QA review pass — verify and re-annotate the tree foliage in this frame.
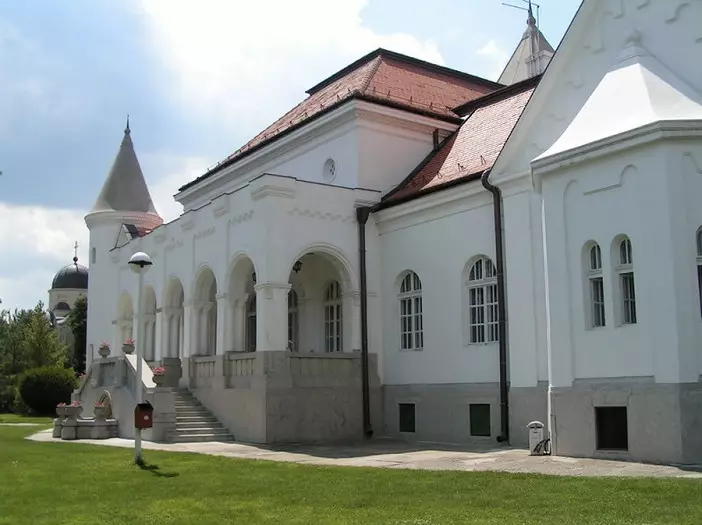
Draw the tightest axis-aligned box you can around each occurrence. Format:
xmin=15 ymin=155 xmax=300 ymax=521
xmin=67 ymin=296 xmax=87 ymax=374
xmin=0 ymin=302 xmax=71 ymax=413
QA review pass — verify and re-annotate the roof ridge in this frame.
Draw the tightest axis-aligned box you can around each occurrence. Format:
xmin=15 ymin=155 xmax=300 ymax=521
xmin=359 ymin=55 xmax=384 ymax=95
xmin=454 ymin=74 xmax=541 ymax=116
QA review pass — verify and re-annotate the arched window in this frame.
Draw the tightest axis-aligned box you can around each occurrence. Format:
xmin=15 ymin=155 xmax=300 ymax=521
xmin=697 ymin=229 xmax=702 ymax=316
xmin=466 ymin=257 xmax=498 ymax=344
xmin=246 ymin=294 xmax=256 ymax=352
xmin=288 ymin=289 xmax=299 ymax=352
xmin=324 ymin=281 xmax=342 ymax=353
xmin=587 ymin=243 xmax=606 ymax=328
xmin=398 ymin=271 xmax=423 ymax=351
xmin=91 ymin=247 xmax=96 ymax=264
xmin=616 ymin=238 xmax=636 ymax=325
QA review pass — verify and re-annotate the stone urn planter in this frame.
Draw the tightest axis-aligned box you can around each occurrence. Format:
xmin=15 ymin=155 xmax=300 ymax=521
xmin=122 ymin=339 xmax=135 ymax=355
xmin=152 ymin=366 xmax=166 ymax=387
xmin=94 ymin=405 xmax=108 ymax=420
xmin=65 ymin=404 xmax=83 ymax=420
xmin=53 ymin=405 xmax=67 ymax=438
xmin=98 ymin=343 xmax=111 ymax=358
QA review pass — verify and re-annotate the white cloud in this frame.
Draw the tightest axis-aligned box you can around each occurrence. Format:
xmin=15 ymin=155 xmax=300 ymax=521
xmin=138 ymin=0 xmax=444 ymax=134
xmin=476 ymin=38 xmax=511 ymax=81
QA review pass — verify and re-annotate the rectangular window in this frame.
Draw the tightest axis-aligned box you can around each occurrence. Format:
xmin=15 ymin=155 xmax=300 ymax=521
xmin=470 ymin=404 xmax=491 ymax=437
xmin=287 ymin=310 xmax=298 ymax=352
xmin=590 ymin=277 xmax=605 ymax=327
xmin=399 ymin=403 xmax=415 ymax=433
xmin=325 ymin=304 xmax=342 ymax=352
xmin=620 ymin=272 xmax=636 ymax=324
xmin=400 ymin=297 xmax=413 ymax=350
xmin=595 ymin=406 xmax=628 ymax=451
xmin=698 ymin=264 xmax=702 ymax=317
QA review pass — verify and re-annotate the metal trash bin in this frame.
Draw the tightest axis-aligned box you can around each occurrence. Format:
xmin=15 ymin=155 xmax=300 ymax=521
xmin=527 ymin=421 xmax=546 ymax=455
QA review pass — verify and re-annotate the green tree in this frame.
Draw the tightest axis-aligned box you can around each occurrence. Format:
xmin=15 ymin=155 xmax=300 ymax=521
xmin=67 ymin=296 xmax=87 ymax=374
xmin=22 ymin=303 xmax=68 ymax=369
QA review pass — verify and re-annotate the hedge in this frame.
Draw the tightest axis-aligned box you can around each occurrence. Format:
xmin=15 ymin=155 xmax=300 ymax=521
xmin=18 ymin=367 xmax=77 ymax=415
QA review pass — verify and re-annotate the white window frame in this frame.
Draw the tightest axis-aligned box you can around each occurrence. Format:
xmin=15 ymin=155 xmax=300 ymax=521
xmin=587 ymin=243 xmax=606 ymax=328
xmin=398 ymin=271 xmax=423 ymax=351
xmin=616 ymin=238 xmax=637 ymax=325
xmin=324 ymin=281 xmax=342 ymax=353
xmin=696 ymin=229 xmax=702 ymax=317
xmin=466 ymin=257 xmax=499 ymax=344
xmin=288 ymin=289 xmax=299 ymax=352
xmin=246 ymin=294 xmax=256 ymax=352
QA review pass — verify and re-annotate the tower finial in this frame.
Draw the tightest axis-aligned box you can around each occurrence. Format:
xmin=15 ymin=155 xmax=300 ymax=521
xmin=125 ymin=114 xmax=131 ymax=135
xmin=527 ymin=0 xmax=536 ymax=26
xmin=73 ymin=241 xmax=79 ymax=263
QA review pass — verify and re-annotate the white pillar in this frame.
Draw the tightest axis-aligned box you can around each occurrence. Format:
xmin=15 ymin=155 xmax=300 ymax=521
xmin=255 ymin=282 xmax=291 ymax=352
xmin=216 ymin=293 xmax=228 ymax=354
xmin=343 ymin=291 xmax=361 ymax=352
xmin=232 ymin=295 xmax=248 ymax=352
xmin=154 ymin=310 xmax=164 ymax=361
xmin=183 ymin=301 xmax=193 ymax=358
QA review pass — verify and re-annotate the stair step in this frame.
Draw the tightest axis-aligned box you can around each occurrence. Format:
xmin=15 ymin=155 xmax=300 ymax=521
xmin=176 ymin=409 xmax=211 ymax=415
xmin=170 ymin=434 xmax=236 ymax=443
xmin=176 ymin=421 xmax=223 ymax=429
xmin=175 ymin=426 xmax=228 ymax=434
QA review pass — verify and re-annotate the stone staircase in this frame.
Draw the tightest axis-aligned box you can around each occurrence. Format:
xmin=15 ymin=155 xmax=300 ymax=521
xmin=168 ymin=388 xmax=235 ymax=443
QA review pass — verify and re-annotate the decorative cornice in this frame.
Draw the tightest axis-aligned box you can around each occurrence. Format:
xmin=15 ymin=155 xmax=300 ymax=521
xmin=181 ymin=217 xmax=195 ymax=232
xmin=532 ymin=120 xmax=702 ymax=176
xmin=228 ymin=210 xmax=254 ymax=226
xmin=250 ymin=181 xmax=297 ymax=201
xmin=153 ymin=229 xmax=167 ymax=244
xmin=287 ymin=207 xmax=354 ymax=223
xmin=110 ymin=253 xmax=120 ymax=264
xmin=165 ymin=239 xmax=184 ymax=253
xmin=194 ymin=226 xmax=216 ymax=240
xmin=213 ymin=197 xmax=231 ymax=218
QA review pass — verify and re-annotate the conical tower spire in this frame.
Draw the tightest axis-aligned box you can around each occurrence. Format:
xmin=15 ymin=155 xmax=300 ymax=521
xmin=498 ymin=1 xmax=554 ymax=85
xmin=90 ymin=120 xmax=160 ymax=217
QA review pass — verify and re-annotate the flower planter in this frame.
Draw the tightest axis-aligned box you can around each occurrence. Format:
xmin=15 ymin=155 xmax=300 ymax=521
xmin=65 ymin=406 xmax=83 ymax=420
xmin=153 ymin=375 xmax=166 ymax=387
xmin=94 ymin=406 xmax=108 ymax=420
xmin=98 ymin=345 xmax=111 ymax=358
xmin=53 ymin=406 xmax=67 ymax=438
xmin=122 ymin=344 xmax=135 ymax=355
xmin=55 ymin=406 xmax=67 ymax=419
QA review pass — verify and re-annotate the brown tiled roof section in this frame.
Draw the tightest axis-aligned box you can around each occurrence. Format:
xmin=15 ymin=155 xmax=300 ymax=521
xmin=387 ymin=85 xmax=535 ymax=201
xmin=219 ymin=52 xmax=497 ymax=166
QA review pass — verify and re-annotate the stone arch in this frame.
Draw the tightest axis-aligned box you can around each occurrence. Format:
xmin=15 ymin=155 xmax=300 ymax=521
xmin=163 ymin=277 xmax=185 ymax=358
xmin=286 ymin=246 xmax=356 ymax=354
xmin=287 ymin=243 xmax=357 ymax=292
xmin=193 ymin=266 xmax=218 ymax=356
xmin=227 ymin=252 xmax=258 ymax=353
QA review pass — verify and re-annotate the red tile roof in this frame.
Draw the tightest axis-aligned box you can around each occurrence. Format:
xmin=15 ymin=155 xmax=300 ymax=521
xmin=179 ymin=49 xmax=502 ymax=192
xmin=383 ymin=76 xmax=539 ymax=203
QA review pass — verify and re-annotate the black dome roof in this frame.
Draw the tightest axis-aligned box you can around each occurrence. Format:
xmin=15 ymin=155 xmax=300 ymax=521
xmin=52 ymin=257 xmax=89 ymax=290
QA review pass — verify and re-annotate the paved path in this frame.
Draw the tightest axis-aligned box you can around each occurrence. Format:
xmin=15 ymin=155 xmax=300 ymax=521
xmin=27 ymin=429 xmax=702 ymax=478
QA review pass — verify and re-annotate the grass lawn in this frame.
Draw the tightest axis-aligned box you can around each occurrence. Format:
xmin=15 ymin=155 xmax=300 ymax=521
xmin=0 ymin=419 xmax=701 ymax=524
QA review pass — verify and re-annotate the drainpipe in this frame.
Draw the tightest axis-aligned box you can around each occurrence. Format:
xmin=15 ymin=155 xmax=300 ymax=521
xmin=481 ymin=169 xmax=510 ymax=444
xmin=356 ymin=206 xmax=373 ymax=438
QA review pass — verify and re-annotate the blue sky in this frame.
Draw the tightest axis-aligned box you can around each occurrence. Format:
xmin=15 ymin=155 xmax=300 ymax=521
xmin=0 ymin=0 xmax=581 ymax=310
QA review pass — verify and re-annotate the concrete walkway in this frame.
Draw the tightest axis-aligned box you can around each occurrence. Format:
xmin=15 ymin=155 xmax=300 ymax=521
xmin=27 ymin=428 xmax=702 ymax=478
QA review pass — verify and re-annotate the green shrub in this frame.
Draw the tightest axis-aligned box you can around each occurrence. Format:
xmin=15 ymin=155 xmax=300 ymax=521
xmin=18 ymin=367 xmax=77 ymax=415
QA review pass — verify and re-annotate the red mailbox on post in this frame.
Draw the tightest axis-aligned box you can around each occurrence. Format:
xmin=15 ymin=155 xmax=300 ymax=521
xmin=134 ymin=401 xmax=153 ymax=429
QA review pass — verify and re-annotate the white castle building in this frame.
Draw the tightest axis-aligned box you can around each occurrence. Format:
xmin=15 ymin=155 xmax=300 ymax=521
xmin=82 ymin=0 xmax=702 ymax=464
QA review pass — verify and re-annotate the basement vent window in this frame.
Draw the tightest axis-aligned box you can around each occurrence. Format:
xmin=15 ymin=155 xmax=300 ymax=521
xmin=595 ymin=406 xmax=628 ymax=451
xmin=470 ymin=404 xmax=491 ymax=437
xmin=322 ymin=158 xmax=337 ymax=182
xmin=399 ymin=403 xmax=416 ymax=433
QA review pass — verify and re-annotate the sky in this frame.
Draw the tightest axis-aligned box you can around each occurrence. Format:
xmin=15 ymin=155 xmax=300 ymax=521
xmin=0 ymin=0 xmax=581 ymax=311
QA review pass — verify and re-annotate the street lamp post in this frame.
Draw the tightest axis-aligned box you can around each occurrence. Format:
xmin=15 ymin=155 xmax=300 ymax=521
xmin=128 ymin=251 xmax=153 ymax=465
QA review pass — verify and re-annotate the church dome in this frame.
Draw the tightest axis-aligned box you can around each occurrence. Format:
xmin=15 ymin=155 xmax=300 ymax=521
xmin=52 ymin=257 xmax=89 ymax=290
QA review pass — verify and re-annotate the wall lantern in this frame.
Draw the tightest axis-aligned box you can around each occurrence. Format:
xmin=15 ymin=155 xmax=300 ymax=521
xmin=293 ymin=260 xmax=303 ymax=273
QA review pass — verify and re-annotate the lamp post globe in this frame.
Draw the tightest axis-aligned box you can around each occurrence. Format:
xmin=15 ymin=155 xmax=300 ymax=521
xmin=128 ymin=252 xmax=153 ymax=274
